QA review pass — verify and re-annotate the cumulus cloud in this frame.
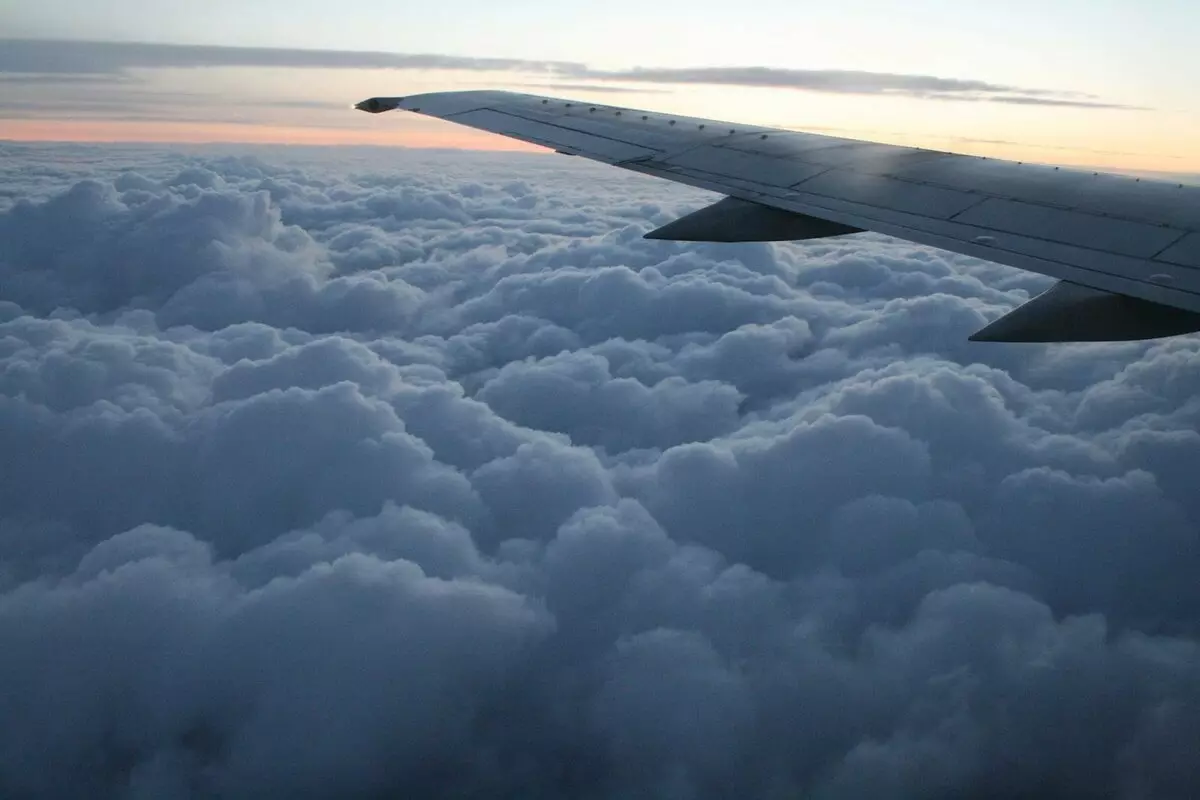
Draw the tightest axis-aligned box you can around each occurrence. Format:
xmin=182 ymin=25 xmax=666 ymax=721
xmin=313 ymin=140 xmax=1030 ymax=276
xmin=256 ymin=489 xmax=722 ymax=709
xmin=2 ymin=142 xmax=1200 ymax=798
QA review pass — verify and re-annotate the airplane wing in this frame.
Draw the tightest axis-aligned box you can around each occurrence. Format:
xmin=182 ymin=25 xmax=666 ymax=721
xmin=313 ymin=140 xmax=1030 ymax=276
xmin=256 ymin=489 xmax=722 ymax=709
xmin=356 ymin=90 xmax=1200 ymax=342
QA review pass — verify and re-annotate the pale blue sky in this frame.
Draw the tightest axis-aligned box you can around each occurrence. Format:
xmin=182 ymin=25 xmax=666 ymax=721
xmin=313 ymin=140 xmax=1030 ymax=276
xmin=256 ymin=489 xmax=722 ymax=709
xmin=3 ymin=0 xmax=1197 ymax=169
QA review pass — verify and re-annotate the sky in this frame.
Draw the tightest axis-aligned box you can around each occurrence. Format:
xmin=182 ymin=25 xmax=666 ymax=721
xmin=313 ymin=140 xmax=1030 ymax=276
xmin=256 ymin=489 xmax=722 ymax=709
xmin=4 ymin=140 xmax=1200 ymax=797
xmin=3 ymin=0 xmax=1200 ymax=171
xmin=4 ymin=4 xmax=1200 ymax=796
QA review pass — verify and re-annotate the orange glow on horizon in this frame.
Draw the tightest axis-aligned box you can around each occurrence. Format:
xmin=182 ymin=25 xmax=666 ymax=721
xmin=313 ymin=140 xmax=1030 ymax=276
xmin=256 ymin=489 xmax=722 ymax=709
xmin=0 ymin=118 xmax=548 ymax=152
xmin=1 ymin=116 xmax=1195 ymax=176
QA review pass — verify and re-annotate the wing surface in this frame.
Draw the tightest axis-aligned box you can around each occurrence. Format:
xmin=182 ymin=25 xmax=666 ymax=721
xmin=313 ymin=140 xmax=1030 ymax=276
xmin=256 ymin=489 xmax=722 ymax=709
xmin=356 ymin=91 xmax=1200 ymax=325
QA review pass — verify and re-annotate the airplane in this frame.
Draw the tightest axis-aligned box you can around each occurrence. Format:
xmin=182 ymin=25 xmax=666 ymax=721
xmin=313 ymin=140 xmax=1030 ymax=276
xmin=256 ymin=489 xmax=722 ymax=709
xmin=356 ymin=91 xmax=1200 ymax=342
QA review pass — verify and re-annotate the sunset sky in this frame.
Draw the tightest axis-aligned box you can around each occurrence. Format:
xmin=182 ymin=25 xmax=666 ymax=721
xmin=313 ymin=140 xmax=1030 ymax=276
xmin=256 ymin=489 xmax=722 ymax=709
xmin=3 ymin=0 xmax=1199 ymax=173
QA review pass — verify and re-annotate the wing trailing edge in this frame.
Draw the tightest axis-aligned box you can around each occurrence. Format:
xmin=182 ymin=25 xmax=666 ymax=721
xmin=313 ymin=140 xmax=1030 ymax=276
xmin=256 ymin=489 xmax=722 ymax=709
xmin=644 ymin=196 xmax=864 ymax=242
xmin=970 ymin=281 xmax=1200 ymax=342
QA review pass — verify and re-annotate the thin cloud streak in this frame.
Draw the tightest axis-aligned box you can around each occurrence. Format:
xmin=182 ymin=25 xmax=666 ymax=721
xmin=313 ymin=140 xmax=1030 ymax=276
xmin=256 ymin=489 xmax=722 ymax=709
xmin=983 ymin=95 xmax=1146 ymax=110
xmin=0 ymin=90 xmax=357 ymax=127
xmin=518 ymin=83 xmax=675 ymax=95
xmin=0 ymin=38 xmax=1135 ymax=108
xmin=0 ymin=38 xmax=582 ymax=76
xmin=588 ymin=66 xmax=1143 ymax=109
xmin=0 ymin=72 xmax=139 ymax=85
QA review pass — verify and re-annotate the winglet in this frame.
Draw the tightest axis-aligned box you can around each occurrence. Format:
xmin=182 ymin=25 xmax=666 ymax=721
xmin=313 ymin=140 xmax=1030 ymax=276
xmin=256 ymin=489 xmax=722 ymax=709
xmin=355 ymin=97 xmax=403 ymax=114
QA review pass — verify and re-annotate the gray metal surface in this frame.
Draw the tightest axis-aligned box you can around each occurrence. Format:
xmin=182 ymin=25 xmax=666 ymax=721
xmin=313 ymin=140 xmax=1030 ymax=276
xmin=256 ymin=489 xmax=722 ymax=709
xmin=969 ymin=281 xmax=1200 ymax=342
xmin=644 ymin=196 xmax=864 ymax=242
xmin=357 ymin=90 xmax=1200 ymax=317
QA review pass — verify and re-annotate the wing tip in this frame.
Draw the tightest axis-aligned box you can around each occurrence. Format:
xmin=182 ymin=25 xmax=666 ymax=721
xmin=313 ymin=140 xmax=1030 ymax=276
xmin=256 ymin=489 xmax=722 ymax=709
xmin=355 ymin=97 xmax=403 ymax=114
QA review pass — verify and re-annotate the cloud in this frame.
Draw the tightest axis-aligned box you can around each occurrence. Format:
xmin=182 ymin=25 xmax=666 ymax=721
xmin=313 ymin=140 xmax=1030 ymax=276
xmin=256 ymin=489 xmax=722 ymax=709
xmin=947 ymin=135 xmax=1170 ymax=158
xmin=0 ymin=38 xmax=583 ymax=76
xmin=0 ymin=38 xmax=1133 ymax=110
xmin=982 ymin=95 xmax=1144 ymax=110
xmin=585 ymin=66 xmax=1141 ymax=108
xmin=518 ymin=83 xmax=675 ymax=95
xmin=0 ymin=72 xmax=138 ymax=85
xmin=2 ymin=143 xmax=1200 ymax=797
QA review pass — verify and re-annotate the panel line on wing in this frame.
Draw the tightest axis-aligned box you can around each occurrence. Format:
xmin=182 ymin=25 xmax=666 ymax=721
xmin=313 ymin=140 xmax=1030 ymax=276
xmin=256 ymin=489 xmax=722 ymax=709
xmin=444 ymin=108 xmax=665 ymax=152
xmin=1148 ymin=231 xmax=1192 ymax=261
xmin=946 ymin=196 xmax=993 ymax=221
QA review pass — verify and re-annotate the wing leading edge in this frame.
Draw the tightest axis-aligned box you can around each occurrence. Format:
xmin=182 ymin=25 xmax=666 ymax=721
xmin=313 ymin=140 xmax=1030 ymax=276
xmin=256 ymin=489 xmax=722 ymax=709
xmin=356 ymin=90 xmax=1200 ymax=342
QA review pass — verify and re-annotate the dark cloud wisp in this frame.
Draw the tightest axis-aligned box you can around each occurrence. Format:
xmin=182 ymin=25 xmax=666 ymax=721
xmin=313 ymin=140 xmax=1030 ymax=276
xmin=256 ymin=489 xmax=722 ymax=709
xmin=0 ymin=38 xmax=584 ymax=76
xmin=0 ymin=38 xmax=1136 ymax=109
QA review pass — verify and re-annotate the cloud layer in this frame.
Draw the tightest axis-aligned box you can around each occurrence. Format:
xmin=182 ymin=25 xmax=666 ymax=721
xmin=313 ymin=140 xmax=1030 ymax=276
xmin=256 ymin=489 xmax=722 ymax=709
xmin=0 ymin=38 xmax=1133 ymax=109
xmin=2 ymin=142 xmax=1200 ymax=798
xmin=584 ymin=66 xmax=1139 ymax=108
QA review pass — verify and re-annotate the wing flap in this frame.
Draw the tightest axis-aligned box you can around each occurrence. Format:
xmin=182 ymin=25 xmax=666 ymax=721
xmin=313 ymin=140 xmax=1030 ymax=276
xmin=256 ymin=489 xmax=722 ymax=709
xmin=953 ymin=198 xmax=1186 ymax=259
xmin=447 ymin=109 xmax=659 ymax=163
xmin=664 ymin=147 xmax=828 ymax=188
xmin=886 ymin=158 xmax=1200 ymax=228
xmin=795 ymin=170 xmax=983 ymax=219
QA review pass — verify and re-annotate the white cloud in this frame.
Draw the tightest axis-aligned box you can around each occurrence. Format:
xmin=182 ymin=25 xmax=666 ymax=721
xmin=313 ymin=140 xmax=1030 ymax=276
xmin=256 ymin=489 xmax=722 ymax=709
xmin=2 ymin=143 xmax=1200 ymax=797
